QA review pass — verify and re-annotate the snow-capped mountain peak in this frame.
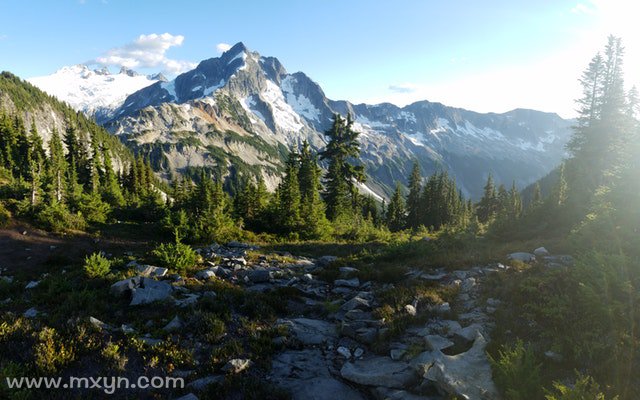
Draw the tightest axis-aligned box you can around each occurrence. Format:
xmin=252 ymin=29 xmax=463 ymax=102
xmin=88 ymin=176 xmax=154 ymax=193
xmin=28 ymin=65 xmax=160 ymax=122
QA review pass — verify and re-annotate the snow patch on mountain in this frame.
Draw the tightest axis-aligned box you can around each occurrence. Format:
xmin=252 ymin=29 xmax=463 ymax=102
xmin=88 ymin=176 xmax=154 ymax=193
xmin=29 ymin=65 xmax=157 ymax=117
xmin=161 ymin=80 xmax=177 ymax=101
xmin=261 ymin=80 xmax=304 ymax=132
xmin=281 ymin=76 xmax=321 ymax=122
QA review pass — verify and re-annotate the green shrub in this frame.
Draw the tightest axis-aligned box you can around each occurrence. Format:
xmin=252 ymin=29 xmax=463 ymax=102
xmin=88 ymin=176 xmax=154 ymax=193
xmin=83 ymin=252 xmax=111 ymax=278
xmin=33 ymin=327 xmax=76 ymax=374
xmin=78 ymin=193 xmax=111 ymax=224
xmin=0 ymin=202 xmax=10 ymax=227
xmin=35 ymin=202 xmax=86 ymax=232
xmin=152 ymin=235 xmax=199 ymax=274
xmin=545 ymin=374 xmax=616 ymax=400
xmin=101 ymin=342 xmax=128 ymax=372
xmin=489 ymin=339 xmax=543 ymax=400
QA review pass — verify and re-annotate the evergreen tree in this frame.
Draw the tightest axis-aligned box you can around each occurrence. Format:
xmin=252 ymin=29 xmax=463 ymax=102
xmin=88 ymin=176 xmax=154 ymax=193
xmin=274 ymin=149 xmax=302 ymax=234
xmin=46 ymin=129 xmax=67 ymax=203
xmin=100 ymin=144 xmax=124 ymax=206
xmin=297 ymin=142 xmax=330 ymax=239
xmin=530 ymin=182 xmax=542 ymax=209
xmin=386 ymin=183 xmax=406 ymax=231
xmin=406 ymin=161 xmax=422 ymax=230
xmin=320 ymin=114 xmax=365 ymax=220
xmin=552 ymin=162 xmax=568 ymax=207
xmin=477 ymin=174 xmax=498 ymax=223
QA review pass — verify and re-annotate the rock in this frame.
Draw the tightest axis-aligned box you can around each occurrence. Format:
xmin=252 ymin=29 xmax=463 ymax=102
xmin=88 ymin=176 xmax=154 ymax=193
xmin=420 ymin=271 xmax=447 ymax=281
xmin=425 ymin=335 xmax=454 ymax=351
xmin=301 ymin=273 xmax=313 ymax=283
xmin=271 ymin=349 xmax=366 ymax=400
xmin=89 ymin=316 xmax=110 ymax=331
xmin=227 ymin=241 xmax=253 ymax=249
xmin=202 ymin=291 xmax=217 ymax=299
xmin=340 ymin=296 xmax=371 ymax=312
xmin=136 ymin=264 xmax=168 ymax=278
xmin=0 ymin=276 xmax=13 ymax=284
xmin=121 ymin=324 xmax=135 ymax=334
xmin=335 ymin=278 xmax=360 ymax=288
xmin=139 ymin=336 xmax=162 ymax=346
xmin=25 ymin=280 xmax=40 ymax=289
xmin=222 ymin=358 xmax=253 ymax=374
xmin=454 ymin=323 xmax=485 ymax=344
xmin=23 ymin=307 xmax=38 ymax=318
xmin=404 ymin=304 xmax=417 ymax=316
xmin=431 ymin=302 xmax=451 ymax=314
xmin=110 ymin=276 xmax=141 ymax=297
xmin=175 ymin=394 xmax=199 ymax=400
xmin=163 ymin=316 xmax=183 ymax=332
xmin=340 ymin=357 xmax=417 ymax=389
xmin=277 ymin=318 xmax=337 ymax=345
xmin=195 ymin=268 xmax=217 ymax=280
xmin=544 ymin=350 xmax=563 ymax=362
xmin=175 ymin=293 xmax=200 ymax=307
xmin=187 ymin=375 xmax=224 ymax=391
xmin=248 ymin=269 xmax=272 ymax=283
xmin=316 ymin=255 xmax=338 ymax=268
xmin=533 ymin=247 xmax=550 ymax=256
xmin=339 ymin=266 xmax=359 ymax=275
xmin=507 ymin=252 xmax=536 ymax=263
xmin=390 ymin=349 xmax=406 ymax=361
xmin=544 ymin=255 xmax=575 ymax=267
xmin=353 ymin=348 xmax=364 ymax=358
xmin=130 ymin=278 xmax=173 ymax=306
xmin=423 ymin=332 xmax=499 ymax=400
xmin=373 ymin=387 xmax=429 ymax=400
xmin=337 ymin=346 xmax=352 ymax=358
xmin=460 ymin=277 xmax=476 ymax=291
xmin=431 ymin=320 xmax=463 ymax=337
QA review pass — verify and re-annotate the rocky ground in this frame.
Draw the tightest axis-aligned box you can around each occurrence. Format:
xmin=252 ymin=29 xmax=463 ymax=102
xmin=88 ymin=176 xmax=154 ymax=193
xmin=0 ymin=230 xmax=574 ymax=400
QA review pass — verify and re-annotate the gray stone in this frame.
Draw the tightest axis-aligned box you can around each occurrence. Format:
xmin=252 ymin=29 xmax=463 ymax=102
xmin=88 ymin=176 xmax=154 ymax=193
xmin=544 ymin=350 xmax=563 ymax=362
xmin=460 ymin=277 xmax=476 ymax=291
xmin=301 ymin=273 xmax=314 ymax=283
xmin=163 ymin=316 xmax=183 ymax=332
xmin=507 ymin=252 xmax=536 ymax=263
xmin=431 ymin=320 xmax=463 ymax=337
xmin=202 ymin=291 xmax=217 ymax=299
xmin=335 ymin=278 xmax=360 ymax=288
xmin=25 ymin=280 xmax=40 ymax=289
xmin=248 ymin=269 xmax=272 ymax=283
xmin=110 ymin=276 xmax=141 ymax=297
xmin=175 ymin=293 xmax=200 ymax=307
xmin=187 ymin=375 xmax=224 ymax=391
xmin=341 ymin=296 xmax=371 ymax=312
xmin=121 ymin=324 xmax=135 ymax=334
xmin=277 ymin=318 xmax=337 ymax=345
xmin=0 ymin=276 xmax=13 ymax=284
xmin=390 ymin=349 xmax=406 ymax=361
xmin=130 ymin=278 xmax=173 ymax=306
xmin=317 ymin=255 xmax=338 ymax=268
xmin=23 ymin=307 xmax=38 ymax=318
xmin=425 ymin=335 xmax=454 ymax=351
xmin=139 ymin=336 xmax=162 ymax=346
xmin=420 ymin=272 xmax=447 ymax=281
xmin=339 ymin=266 xmax=359 ymax=275
xmin=423 ymin=332 xmax=499 ymax=399
xmin=372 ymin=387 xmax=431 ymax=400
xmin=404 ymin=304 xmax=417 ymax=316
xmin=354 ymin=348 xmax=364 ymax=358
xmin=337 ymin=346 xmax=352 ymax=358
xmin=431 ymin=302 xmax=451 ymax=314
xmin=222 ymin=358 xmax=253 ymax=374
xmin=340 ymin=357 xmax=416 ymax=389
xmin=271 ymin=349 xmax=365 ymax=400
xmin=136 ymin=264 xmax=168 ymax=278
xmin=195 ymin=268 xmax=217 ymax=280
xmin=89 ymin=316 xmax=110 ymax=331
xmin=533 ymin=247 xmax=550 ymax=256
xmin=454 ymin=323 xmax=485 ymax=344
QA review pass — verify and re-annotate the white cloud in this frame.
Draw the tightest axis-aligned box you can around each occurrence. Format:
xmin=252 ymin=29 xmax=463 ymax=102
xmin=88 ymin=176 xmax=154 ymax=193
xmin=388 ymin=83 xmax=418 ymax=94
xmin=571 ymin=3 xmax=596 ymax=15
xmin=216 ymin=43 xmax=231 ymax=54
xmin=92 ymin=33 xmax=196 ymax=76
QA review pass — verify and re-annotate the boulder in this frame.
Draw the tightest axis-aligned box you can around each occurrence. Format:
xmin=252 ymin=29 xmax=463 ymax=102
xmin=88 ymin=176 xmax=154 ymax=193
xmin=25 ymin=280 xmax=40 ymax=289
xmin=340 ymin=357 xmax=417 ymax=389
xmin=89 ymin=316 xmax=111 ymax=331
xmin=423 ymin=332 xmax=499 ymax=400
xmin=340 ymin=296 xmax=371 ymax=312
xmin=316 ymin=255 xmax=338 ymax=268
xmin=453 ymin=323 xmax=485 ymax=344
xmin=271 ymin=349 xmax=366 ymax=400
xmin=277 ymin=318 xmax=337 ymax=345
xmin=337 ymin=346 xmax=352 ymax=358
xmin=110 ymin=276 xmax=141 ymax=297
xmin=390 ymin=349 xmax=406 ymax=361
xmin=130 ymin=278 xmax=173 ymax=306
xmin=424 ymin=335 xmax=454 ymax=351
xmin=404 ymin=304 xmax=417 ymax=316
xmin=136 ymin=264 xmax=168 ymax=278
xmin=195 ymin=268 xmax=217 ymax=280
xmin=339 ymin=266 xmax=359 ymax=275
xmin=335 ymin=278 xmax=360 ymax=288
xmin=247 ymin=269 xmax=272 ymax=283
xmin=175 ymin=293 xmax=200 ymax=307
xmin=175 ymin=394 xmax=199 ymax=400
xmin=507 ymin=252 xmax=536 ymax=263
xmin=222 ymin=358 xmax=253 ymax=374
xmin=163 ymin=316 xmax=183 ymax=332
xmin=533 ymin=247 xmax=549 ymax=256
xmin=23 ymin=307 xmax=38 ymax=318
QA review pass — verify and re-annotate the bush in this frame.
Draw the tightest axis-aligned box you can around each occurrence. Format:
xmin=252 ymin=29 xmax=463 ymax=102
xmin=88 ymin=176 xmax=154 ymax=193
xmin=0 ymin=202 xmax=10 ymax=227
xmin=83 ymin=252 xmax=111 ymax=278
xmin=78 ymin=193 xmax=111 ymax=224
xmin=36 ymin=202 xmax=86 ymax=232
xmin=34 ymin=327 xmax=76 ymax=374
xmin=489 ymin=339 xmax=543 ymax=400
xmin=545 ymin=374 xmax=615 ymax=400
xmin=152 ymin=235 xmax=199 ymax=274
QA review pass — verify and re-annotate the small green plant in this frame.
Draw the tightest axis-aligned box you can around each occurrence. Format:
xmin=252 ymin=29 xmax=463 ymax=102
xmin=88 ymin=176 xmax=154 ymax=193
xmin=489 ymin=339 xmax=542 ymax=400
xmin=152 ymin=231 xmax=199 ymax=274
xmin=101 ymin=342 xmax=128 ymax=372
xmin=33 ymin=327 xmax=75 ymax=374
xmin=0 ymin=202 xmax=10 ymax=227
xmin=545 ymin=374 xmax=616 ymax=400
xmin=83 ymin=252 xmax=111 ymax=278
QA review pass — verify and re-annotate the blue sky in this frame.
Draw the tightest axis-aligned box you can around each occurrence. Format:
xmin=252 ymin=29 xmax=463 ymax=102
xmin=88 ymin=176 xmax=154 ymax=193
xmin=0 ymin=0 xmax=637 ymax=117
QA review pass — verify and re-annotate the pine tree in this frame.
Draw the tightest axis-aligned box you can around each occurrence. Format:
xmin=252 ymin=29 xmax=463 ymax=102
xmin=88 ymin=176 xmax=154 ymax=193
xmin=530 ymin=182 xmax=542 ymax=209
xmin=298 ymin=142 xmax=330 ymax=239
xmin=477 ymin=174 xmax=498 ymax=223
xmin=552 ymin=163 xmax=568 ymax=207
xmin=320 ymin=114 xmax=365 ymax=220
xmin=386 ymin=183 xmax=406 ymax=231
xmin=274 ymin=149 xmax=302 ymax=234
xmin=406 ymin=161 xmax=422 ymax=230
xmin=46 ymin=129 xmax=67 ymax=203
xmin=100 ymin=144 xmax=124 ymax=206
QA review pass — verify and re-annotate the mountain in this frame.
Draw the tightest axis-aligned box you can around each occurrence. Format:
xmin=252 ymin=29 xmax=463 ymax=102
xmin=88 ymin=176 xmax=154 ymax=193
xmin=28 ymin=65 xmax=159 ymax=123
xmin=0 ymin=71 xmax=132 ymax=172
xmin=59 ymin=43 xmax=575 ymax=199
